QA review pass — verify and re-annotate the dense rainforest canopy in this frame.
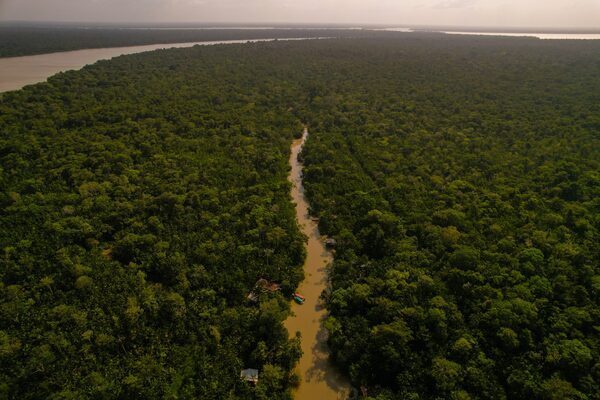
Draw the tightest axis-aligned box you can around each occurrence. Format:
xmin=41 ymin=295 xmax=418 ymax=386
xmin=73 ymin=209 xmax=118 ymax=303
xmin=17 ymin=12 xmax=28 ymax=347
xmin=1 ymin=34 xmax=599 ymax=399
xmin=0 ymin=42 xmax=309 ymax=399
xmin=0 ymin=25 xmax=372 ymax=58
xmin=300 ymin=38 xmax=600 ymax=399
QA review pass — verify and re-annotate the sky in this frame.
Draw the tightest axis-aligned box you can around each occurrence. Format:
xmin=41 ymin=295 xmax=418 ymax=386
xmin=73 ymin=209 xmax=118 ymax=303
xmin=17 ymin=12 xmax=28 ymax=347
xmin=0 ymin=0 xmax=599 ymax=29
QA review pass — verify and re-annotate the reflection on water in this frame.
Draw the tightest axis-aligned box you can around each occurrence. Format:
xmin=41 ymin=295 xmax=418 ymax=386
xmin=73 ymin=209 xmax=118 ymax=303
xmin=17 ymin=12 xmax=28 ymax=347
xmin=442 ymin=31 xmax=600 ymax=40
xmin=377 ymin=27 xmax=600 ymax=40
xmin=284 ymin=129 xmax=352 ymax=399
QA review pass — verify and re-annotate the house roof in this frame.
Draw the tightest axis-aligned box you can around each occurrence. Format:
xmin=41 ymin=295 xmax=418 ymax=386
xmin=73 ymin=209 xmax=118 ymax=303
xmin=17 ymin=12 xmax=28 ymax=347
xmin=255 ymin=278 xmax=281 ymax=292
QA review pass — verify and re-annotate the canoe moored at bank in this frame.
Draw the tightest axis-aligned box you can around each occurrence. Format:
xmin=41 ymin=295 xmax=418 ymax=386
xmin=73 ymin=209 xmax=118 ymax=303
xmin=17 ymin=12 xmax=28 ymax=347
xmin=293 ymin=293 xmax=306 ymax=304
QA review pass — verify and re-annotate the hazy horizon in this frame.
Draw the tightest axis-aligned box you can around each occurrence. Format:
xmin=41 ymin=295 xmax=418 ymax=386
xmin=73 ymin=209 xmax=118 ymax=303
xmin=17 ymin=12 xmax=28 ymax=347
xmin=1 ymin=0 xmax=599 ymax=29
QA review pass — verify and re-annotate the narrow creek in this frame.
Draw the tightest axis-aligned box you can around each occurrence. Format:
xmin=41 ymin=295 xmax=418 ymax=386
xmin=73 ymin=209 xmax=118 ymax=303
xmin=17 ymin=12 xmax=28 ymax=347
xmin=285 ymin=128 xmax=352 ymax=399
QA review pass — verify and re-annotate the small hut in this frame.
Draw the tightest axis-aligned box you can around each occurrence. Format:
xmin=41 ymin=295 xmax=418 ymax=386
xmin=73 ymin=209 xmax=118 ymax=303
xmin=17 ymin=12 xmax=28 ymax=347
xmin=255 ymin=278 xmax=281 ymax=292
xmin=247 ymin=279 xmax=281 ymax=303
xmin=325 ymin=238 xmax=337 ymax=249
xmin=247 ymin=292 xmax=259 ymax=303
xmin=240 ymin=368 xmax=259 ymax=385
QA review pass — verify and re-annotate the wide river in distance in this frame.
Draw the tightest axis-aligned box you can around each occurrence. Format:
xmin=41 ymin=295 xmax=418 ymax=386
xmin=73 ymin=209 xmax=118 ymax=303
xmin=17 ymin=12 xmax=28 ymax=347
xmin=0 ymin=38 xmax=311 ymax=93
xmin=2 ymin=31 xmax=597 ymax=93
xmin=380 ymin=27 xmax=600 ymax=39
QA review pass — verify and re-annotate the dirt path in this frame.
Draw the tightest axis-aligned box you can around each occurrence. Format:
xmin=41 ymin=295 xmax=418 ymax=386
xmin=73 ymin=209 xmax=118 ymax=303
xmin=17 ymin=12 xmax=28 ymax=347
xmin=285 ymin=128 xmax=352 ymax=400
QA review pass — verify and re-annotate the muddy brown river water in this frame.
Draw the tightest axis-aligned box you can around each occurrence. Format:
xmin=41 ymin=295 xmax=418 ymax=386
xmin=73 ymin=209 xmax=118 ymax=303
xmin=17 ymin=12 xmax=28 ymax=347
xmin=285 ymin=129 xmax=352 ymax=399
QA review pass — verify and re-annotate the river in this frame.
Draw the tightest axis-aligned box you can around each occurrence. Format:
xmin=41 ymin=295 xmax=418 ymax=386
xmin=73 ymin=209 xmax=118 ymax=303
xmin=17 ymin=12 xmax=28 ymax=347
xmin=0 ymin=38 xmax=312 ymax=93
xmin=441 ymin=31 xmax=600 ymax=40
xmin=3 ymin=31 xmax=597 ymax=93
xmin=378 ymin=27 xmax=600 ymax=40
xmin=285 ymin=129 xmax=352 ymax=400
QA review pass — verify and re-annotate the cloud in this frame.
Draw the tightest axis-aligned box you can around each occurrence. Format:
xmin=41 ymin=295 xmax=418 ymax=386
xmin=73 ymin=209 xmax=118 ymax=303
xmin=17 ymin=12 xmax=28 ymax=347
xmin=434 ymin=0 xmax=479 ymax=9
xmin=0 ymin=0 xmax=598 ymax=28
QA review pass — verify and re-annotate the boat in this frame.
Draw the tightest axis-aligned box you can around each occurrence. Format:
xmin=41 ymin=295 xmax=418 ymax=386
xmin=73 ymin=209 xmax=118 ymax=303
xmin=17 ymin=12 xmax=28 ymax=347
xmin=293 ymin=293 xmax=306 ymax=304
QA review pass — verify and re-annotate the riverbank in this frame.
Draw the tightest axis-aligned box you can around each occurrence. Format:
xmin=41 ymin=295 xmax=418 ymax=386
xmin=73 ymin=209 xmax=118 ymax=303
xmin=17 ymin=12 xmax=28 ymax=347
xmin=0 ymin=37 xmax=322 ymax=93
xmin=284 ymin=128 xmax=351 ymax=400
